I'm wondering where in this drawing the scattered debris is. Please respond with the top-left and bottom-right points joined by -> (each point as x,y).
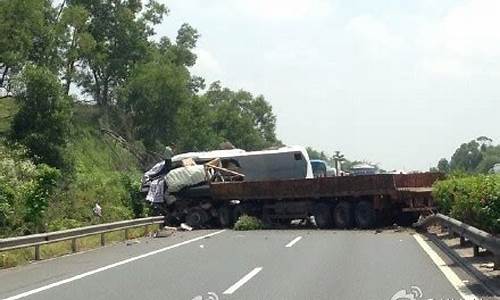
155,228 -> 176,238
126,240 -> 140,246
199,244 -> 204,248
180,223 -> 193,231
480,263 -> 494,269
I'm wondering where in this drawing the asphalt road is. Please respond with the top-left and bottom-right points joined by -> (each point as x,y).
0,229 -> 494,300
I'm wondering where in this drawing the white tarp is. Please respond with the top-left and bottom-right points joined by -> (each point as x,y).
165,165 -> 206,193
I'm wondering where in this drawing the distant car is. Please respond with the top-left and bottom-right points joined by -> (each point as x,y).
350,163 -> 379,176
311,159 -> 336,177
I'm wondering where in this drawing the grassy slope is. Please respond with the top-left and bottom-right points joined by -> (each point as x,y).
1,103 -> 149,268
46,104 -> 144,228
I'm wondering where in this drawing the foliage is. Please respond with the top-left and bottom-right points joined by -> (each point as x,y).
118,46 -> 193,150
10,65 -> 71,169
0,0 -> 56,91
70,0 -> 168,106
23,164 -> 61,233
233,215 -> 264,231
201,82 -> 279,151
0,142 -> 59,235
56,4 -> 95,94
433,175 -> 500,233
437,137 -> 500,174
437,158 -> 450,173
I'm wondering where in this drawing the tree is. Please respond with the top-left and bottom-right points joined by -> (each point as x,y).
437,158 -> 450,173
0,0 -> 56,95
449,140 -> 483,173
203,82 -> 279,150
10,65 -> 71,168
56,4 -> 95,95
118,53 -> 192,150
70,0 -> 168,107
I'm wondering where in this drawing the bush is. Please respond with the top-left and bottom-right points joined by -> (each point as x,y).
10,65 -> 71,169
0,142 -> 60,236
433,175 -> 500,233
233,215 -> 263,231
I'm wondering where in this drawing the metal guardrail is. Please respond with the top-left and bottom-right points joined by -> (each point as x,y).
0,216 -> 165,261
414,213 -> 500,269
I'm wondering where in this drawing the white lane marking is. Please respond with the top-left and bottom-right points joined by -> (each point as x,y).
2,230 -> 226,300
285,236 -> 302,248
413,234 -> 477,300
223,267 -> 263,295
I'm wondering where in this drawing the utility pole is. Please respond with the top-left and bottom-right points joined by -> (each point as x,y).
332,151 -> 345,176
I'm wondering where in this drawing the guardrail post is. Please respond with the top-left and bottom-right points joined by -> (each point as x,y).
100,233 -> 105,247
459,236 -> 466,246
125,229 -> 130,240
71,238 -> 78,253
34,245 -> 41,261
144,225 -> 150,237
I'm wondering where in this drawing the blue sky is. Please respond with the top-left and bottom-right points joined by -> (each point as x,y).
155,0 -> 500,171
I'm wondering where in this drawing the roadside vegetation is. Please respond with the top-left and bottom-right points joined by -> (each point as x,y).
0,0 -> 280,242
233,215 -> 264,231
432,137 -> 500,233
433,174 -> 500,234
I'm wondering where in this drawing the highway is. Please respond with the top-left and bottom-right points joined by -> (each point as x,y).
0,229 -> 494,300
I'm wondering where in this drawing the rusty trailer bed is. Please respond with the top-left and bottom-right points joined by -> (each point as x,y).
209,173 -> 442,201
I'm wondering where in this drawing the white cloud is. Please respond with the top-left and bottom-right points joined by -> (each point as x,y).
190,48 -> 223,79
417,0 -> 500,77
234,0 -> 334,20
346,15 -> 402,59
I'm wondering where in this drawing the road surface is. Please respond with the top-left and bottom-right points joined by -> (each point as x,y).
0,229 -> 494,300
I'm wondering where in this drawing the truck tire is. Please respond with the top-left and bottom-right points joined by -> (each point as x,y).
354,201 -> 376,229
185,208 -> 209,228
218,205 -> 234,228
312,203 -> 333,229
333,201 -> 353,229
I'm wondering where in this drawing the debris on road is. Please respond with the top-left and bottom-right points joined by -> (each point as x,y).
180,223 -> 193,231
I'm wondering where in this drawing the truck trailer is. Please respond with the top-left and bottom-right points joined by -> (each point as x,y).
142,147 -> 442,229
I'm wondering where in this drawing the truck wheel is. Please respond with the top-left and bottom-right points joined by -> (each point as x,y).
218,206 -> 234,228
185,208 -> 209,228
312,203 -> 333,229
333,201 -> 353,229
354,201 -> 376,229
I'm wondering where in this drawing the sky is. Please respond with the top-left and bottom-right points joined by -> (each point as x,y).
154,0 -> 500,171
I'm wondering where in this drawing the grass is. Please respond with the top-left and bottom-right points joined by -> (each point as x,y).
0,225 -> 159,269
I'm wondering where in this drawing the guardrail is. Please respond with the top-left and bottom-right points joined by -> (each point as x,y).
0,216 -> 165,261
414,213 -> 500,269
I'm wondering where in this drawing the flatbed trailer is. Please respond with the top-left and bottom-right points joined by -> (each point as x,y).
174,172 -> 443,229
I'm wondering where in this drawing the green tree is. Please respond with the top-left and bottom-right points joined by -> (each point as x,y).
449,140 -> 483,173
0,0 -> 56,94
204,82 -> 279,150
23,164 -> 61,233
70,0 -> 167,107
10,65 -> 71,168
437,158 -> 450,173
118,53 -> 192,150
56,4 -> 95,95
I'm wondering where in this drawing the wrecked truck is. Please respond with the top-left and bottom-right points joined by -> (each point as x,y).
141,146 -> 443,229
